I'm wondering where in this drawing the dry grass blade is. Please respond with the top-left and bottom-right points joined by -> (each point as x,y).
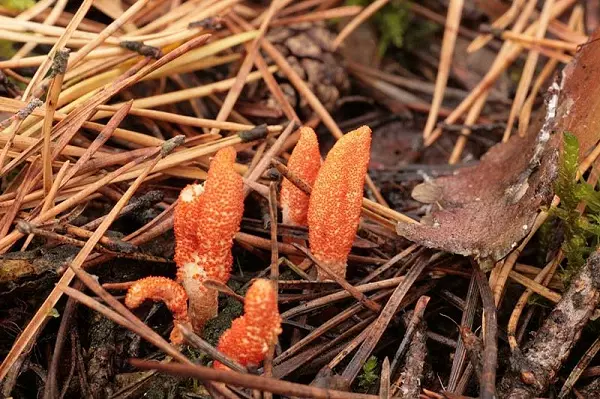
272,5 -> 361,26
0,98 -> 43,168
42,49 -> 69,199
11,0 -> 68,60
379,357 -> 390,399
423,0 -> 464,139
507,257 -> 561,350
209,0 -> 281,136
425,0 -> 575,147
60,101 -> 132,186
467,0 -> 526,53
558,336 -> 600,398
21,0 -> 93,99
507,270 -> 562,303
502,0 -> 555,142
518,6 -> 582,136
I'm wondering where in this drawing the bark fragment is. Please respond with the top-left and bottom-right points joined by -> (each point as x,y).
498,251 -> 600,398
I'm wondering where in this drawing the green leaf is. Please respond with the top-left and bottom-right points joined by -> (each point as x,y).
357,355 -> 379,391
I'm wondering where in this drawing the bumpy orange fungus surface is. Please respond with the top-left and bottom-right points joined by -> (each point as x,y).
125,276 -> 190,344
307,126 -> 371,280
214,279 -> 282,369
195,147 -> 244,284
173,183 -> 203,266
280,127 -> 321,226
172,147 -> 245,332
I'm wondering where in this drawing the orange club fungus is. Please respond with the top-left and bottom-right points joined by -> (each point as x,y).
307,126 -> 372,280
214,279 -> 282,370
125,147 -> 244,342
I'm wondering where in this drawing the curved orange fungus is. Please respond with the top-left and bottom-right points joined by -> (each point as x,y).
307,126 -> 371,280
125,276 -> 190,344
214,279 -> 282,369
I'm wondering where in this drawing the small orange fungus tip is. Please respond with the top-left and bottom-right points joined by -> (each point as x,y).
173,183 -> 203,267
214,279 -> 282,370
125,276 -> 190,344
307,125 -> 372,280
280,127 -> 321,226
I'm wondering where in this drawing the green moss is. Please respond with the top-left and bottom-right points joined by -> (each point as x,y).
549,132 -> 600,282
201,282 -> 244,347
345,0 -> 438,55
0,40 -> 16,59
0,0 -> 35,11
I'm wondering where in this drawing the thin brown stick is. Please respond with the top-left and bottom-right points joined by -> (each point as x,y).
130,358 -> 382,399
380,357 -> 391,399
558,336 -> 600,398
472,262 -> 497,399
293,244 -> 382,313
179,324 -> 246,373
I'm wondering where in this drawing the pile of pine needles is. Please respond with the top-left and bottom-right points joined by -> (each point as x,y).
0,0 -> 598,398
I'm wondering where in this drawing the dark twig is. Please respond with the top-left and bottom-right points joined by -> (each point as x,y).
558,336 -> 600,398
43,281 -> 81,399
391,309 -> 428,397
81,190 -> 163,230
292,243 -> 382,313
179,325 -> 247,373
460,326 -> 484,381
472,261 -> 498,399
389,295 -> 430,376
129,359 -> 382,399
499,251 -> 600,398
448,275 -> 479,392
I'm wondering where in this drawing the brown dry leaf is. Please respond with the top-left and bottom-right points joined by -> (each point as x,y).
397,86 -> 561,268
554,29 -> 600,159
